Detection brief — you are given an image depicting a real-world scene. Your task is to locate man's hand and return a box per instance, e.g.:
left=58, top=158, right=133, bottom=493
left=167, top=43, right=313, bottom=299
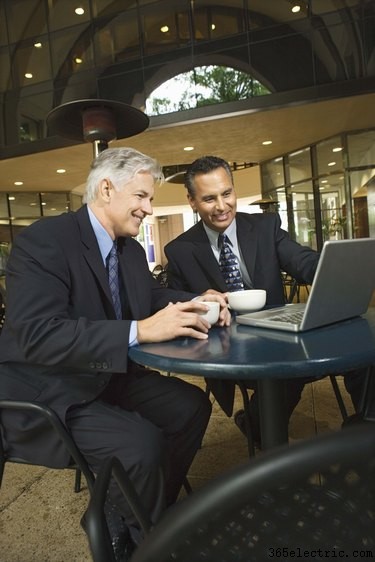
left=196, top=292, right=231, bottom=327
left=137, top=301, right=213, bottom=343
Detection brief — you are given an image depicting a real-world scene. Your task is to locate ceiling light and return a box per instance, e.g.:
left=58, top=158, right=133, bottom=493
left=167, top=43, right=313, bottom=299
left=34, top=42, right=42, bottom=48
left=328, top=161, right=336, bottom=166
left=183, top=146, right=194, bottom=151
left=25, top=73, right=33, bottom=79
left=160, top=26, right=169, bottom=33
left=291, top=4, right=301, bottom=13
left=75, top=7, right=85, bottom=15
left=14, top=181, right=23, bottom=185
left=41, top=202, right=46, bottom=206
left=74, top=57, right=83, bottom=64
left=211, top=24, right=216, bottom=30
left=56, top=168, right=66, bottom=173
left=321, top=179, right=328, bottom=184
left=262, top=140, right=272, bottom=145
left=30, top=202, right=37, bottom=206
left=8, top=196, right=15, bottom=201
left=332, top=147, right=343, bottom=152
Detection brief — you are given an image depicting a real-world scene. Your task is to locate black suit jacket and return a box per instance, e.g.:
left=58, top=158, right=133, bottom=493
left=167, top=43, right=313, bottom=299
left=165, top=212, right=320, bottom=414
left=0, top=205, right=194, bottom=466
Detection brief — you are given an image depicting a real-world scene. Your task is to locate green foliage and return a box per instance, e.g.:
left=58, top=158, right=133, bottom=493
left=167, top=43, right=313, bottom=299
left=148, top=65, right=270, bottom=115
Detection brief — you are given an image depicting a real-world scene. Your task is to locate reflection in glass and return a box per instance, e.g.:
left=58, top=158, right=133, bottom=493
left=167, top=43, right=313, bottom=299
left=290, top=180, right=316, bottom=248
left=0, top=47, right=11, bottom=92
left=320, top=175, right=346, bottom=241
left=8, top=193, right=41, bottom=218
left=13, top=39, right=52, bottom=87
left=6, top=0, right=47, bottom=44
left=347, top=130, right=375, bottom=168
left=289, top=148, right=311, bottom=183
left=0, top=194, right=8, bottom=218
left=48, top=0, right=90, bottom=32
left=261, top=158, right=284, bottom=192
left=51, top=26, right=94, bottom=78
left=316, top=136, right=344, bottom=175
left=40, top=193, right=70, bottom=216
left=94, top=10, right=140, bottom=66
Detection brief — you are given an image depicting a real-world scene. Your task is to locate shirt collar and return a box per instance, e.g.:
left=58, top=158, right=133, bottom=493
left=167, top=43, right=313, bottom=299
left=203, top=218, right=237, bottom=250
left=87, top=206, right=113, bottom=266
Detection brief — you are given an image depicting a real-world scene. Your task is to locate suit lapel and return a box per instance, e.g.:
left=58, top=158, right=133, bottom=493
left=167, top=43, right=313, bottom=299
left=76, top=206, right=114, bottom=311
left=190, top=223, right=228, bottom=292
left=236, top=214, right=258, bottom=284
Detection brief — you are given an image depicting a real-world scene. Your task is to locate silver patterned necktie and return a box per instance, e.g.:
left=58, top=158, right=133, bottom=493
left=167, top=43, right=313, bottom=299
left=107, top=241, right=122, bottom=320
left=218, top=233, right=244, bottom=292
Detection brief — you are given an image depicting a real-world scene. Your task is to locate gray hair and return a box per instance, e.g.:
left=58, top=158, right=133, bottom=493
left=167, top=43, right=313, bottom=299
left=185, top=155, right=233, bottom=197
left=84, top=147, right=164, bottom=203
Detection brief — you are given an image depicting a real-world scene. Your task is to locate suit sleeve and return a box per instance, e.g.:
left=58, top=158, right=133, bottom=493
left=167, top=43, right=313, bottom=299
left=5, top=224, right=132, bottom=373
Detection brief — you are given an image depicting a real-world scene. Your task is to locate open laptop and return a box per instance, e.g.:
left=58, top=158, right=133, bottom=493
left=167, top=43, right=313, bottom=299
left=236, top=238, right=375, bottom=332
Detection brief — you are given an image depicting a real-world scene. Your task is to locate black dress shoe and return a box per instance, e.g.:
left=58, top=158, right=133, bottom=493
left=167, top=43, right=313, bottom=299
left=234, top=409, right=261, bottom=449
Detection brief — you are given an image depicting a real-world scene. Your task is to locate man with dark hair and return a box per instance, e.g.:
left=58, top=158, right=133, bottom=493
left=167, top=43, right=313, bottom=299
left=165, top=155, right=321, bottom=446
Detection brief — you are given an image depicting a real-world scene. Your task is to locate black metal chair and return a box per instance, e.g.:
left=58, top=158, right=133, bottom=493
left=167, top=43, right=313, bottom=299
left=0, top=400, right=95, bottom=495
left=83, top=424, right=375, bottom=562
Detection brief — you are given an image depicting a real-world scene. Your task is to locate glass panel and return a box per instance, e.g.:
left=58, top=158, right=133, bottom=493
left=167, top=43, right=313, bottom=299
left=350, top=168, right=374, bottom=238
left=289, top=147, right=311, bottom=183
left=0, top=194, right=8, bottom=218
left=48, top=0, right=90, bottom=32
left=13, top=39, right=52, bottom=87
left=249, top=33, right=314, bottom=91
left=261, top=158, right=285, bottom=193
left=290, top=181, right=317, bottom=248
left=0, top=47, right=11, bottom=92
left=0, top=2, right=8, bottom=46
left=50, top=26, right=94, bottom=79
left=311, top=0, right=365, bottom=15
left=19, top=90, right=54, bottom=143
left=93, top=10, right=140, bottom=67
left=40, top=193, right=69, bottom=216
left=347, top=130, right=375, bottom=168
left=141, top=1, right=191, bottom=55
left=6, top=0, right=47, bottom=44
left=193, top=0, right=246, bottom=40
left=92, top=0, right=137, bottom=17
left=319, top=174, right=347, bottom=241
left=8, top=193, right=41, bottom=218
left=248, top=0, right=309, bottom=31
left=316, top=136, right=344, bottom=176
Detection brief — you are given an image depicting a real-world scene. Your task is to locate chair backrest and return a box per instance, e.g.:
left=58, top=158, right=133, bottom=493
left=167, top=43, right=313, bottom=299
left=0, top=400, right=95, bottom=493
left=129, top=424, right=375, bottom=562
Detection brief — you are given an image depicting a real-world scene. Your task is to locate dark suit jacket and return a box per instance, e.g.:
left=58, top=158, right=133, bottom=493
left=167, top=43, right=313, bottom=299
left=165, top=212, right=320, bottom=415
left=0, top=205, right=194, bottom=466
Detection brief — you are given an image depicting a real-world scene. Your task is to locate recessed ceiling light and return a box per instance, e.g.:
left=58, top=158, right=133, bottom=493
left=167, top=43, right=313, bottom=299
left=332, top=147, right=343, bottom=152
left=41, top=202, right=46, bottom=206
left=75, top=7, right=85, bottom=15
left=321, top=179, right=328, bottom=183
left=56, top=168, right=66, bottom=174
left=74, top=57, right=83, bottom=64
left=160, top=26, right=169, bottom=33
left=8, top=196, right=15, bottom=201
left=183, top=146, right=194, bottom=151
left=262, top=140, right=272, bottom=145
left=291, top=4, right=301, bottom=13
left=30, top=202, right=37, bottom=206
left=328, top=161, right=336, bottom=166
left=25, top=73, right=33, bottom=79
left=34, top=42, right=42, bottom=48
left=211, top=24, right=216, bottom=30
left=14, top=181, right=23, bottom=185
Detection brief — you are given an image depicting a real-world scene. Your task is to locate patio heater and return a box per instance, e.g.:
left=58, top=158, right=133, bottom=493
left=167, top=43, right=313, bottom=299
left=46, top=98, right=149, bottom=158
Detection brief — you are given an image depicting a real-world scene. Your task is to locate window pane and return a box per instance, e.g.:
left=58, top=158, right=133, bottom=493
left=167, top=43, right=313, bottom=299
left=40, top=193, right=69, bottom=216
left=347, top=130, right=375, bottom=168
left=50, top=26, right=94, bottom=79
left=289, top=147, right=311, bottom=183
left=0, top=194, right=8, bottom=218
left=316, top=136, right=344, bottom=176
left=141, top=2, right=191, bottom=56
left=0, top=2, right=8, bottom=46
left=0, top=47, right=11, bottom=92
left=13, top=39, right=52, bottom=87
left=94, top=10, right=140, bottom=67
left=6, top=0, right=47, bottom=44
left=290, top=181, right=317, bottom=248
left=319, top=174, right=347, bottom=241
left=48, top=0, right=90, bottom=32
left=8, top=193, right=41, bottom=218
left=19, top=89, right=54, bottom=143
left=261, top=158, right=285, bottom=192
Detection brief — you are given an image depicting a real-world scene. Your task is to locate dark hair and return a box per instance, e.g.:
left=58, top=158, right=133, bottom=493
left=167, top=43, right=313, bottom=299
left=184, top=156, right=233, bottom=197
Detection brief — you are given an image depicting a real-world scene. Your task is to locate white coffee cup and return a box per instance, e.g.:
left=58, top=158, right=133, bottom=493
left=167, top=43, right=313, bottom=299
left=227, top=289, right=266, bottom=313
left=198, top=301, right=220, bottom=325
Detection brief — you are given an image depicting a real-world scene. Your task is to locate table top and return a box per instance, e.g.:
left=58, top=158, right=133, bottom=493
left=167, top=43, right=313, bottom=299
left=129, top=308, right=375, bottom=380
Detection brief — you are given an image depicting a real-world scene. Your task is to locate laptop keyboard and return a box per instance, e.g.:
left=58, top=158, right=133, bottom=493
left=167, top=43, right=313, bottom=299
left=267, top=310, right=304, bottom=324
